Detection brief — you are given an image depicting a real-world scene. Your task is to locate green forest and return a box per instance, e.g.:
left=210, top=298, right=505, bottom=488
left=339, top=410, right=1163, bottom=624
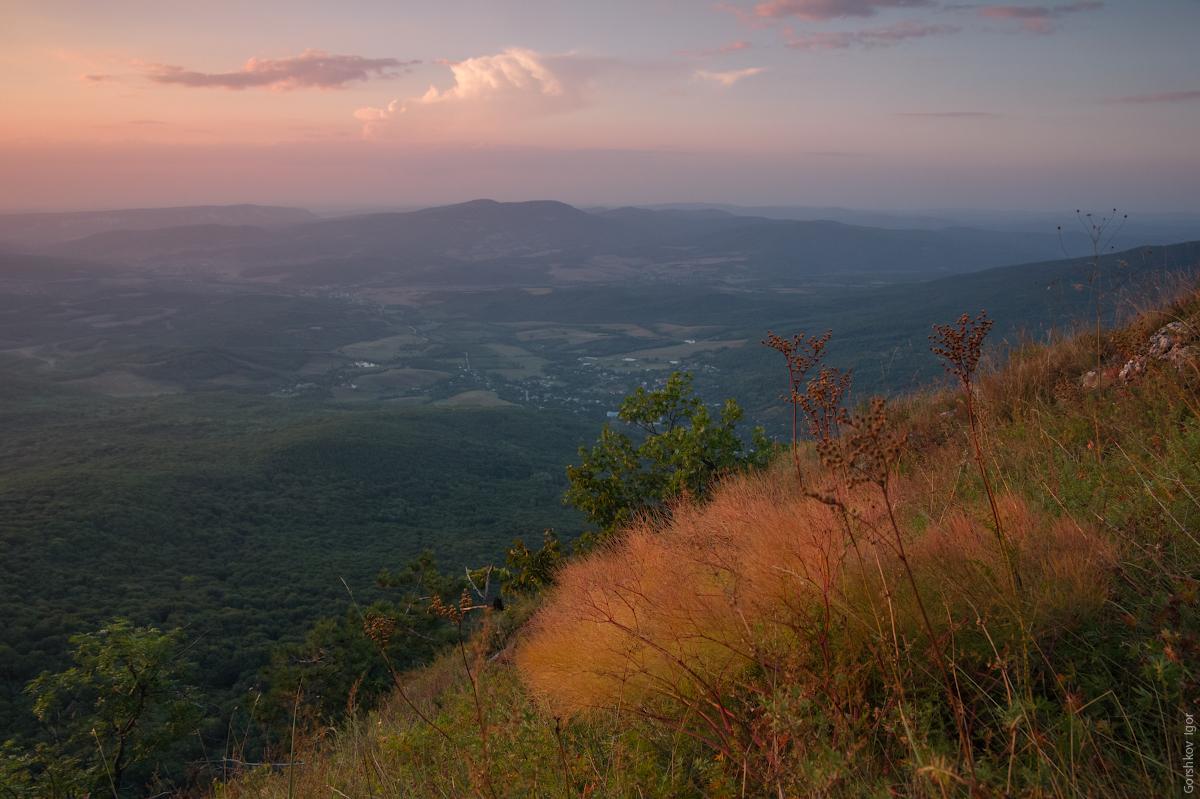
left=0, top=376, right=591, bottom=761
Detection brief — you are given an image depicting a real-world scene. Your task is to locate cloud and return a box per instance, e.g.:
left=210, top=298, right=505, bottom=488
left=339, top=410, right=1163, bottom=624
left=785, top=21, right=959, bottom=49
left=353, top=100, right=404, bottom=123
left=1106, top=90, right=1200, bottom=105
left=354, top=48, right=602, bottom=136
left=677, top=40, right=753, bottom=58
left=415, top=48, right=567, bottom=104
left=975, top=2, right=1102, bottom=33
left=695, top=67, right=768, bottom=86
left=143, top=49, right=416, bottom=90
left=896, top=110, right=1001, bottom=117
left=752, top=0, right=934, bottom=20
left=717, top=39, right=754, bottom=53
left=81, top=73, right=116, bottom=83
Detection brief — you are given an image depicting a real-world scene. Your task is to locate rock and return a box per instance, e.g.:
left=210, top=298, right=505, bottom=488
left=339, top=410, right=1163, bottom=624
left=1166, top=343, right=1200, bottom=370
left=1118, top=358, right=1143, bottom=383
left=1118, top=320, right=1198, bottom=384
left=1148, top=321, right=1187, bottom=358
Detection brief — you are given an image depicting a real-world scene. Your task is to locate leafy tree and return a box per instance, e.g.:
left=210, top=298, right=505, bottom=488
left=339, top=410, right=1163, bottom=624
left=21, top=619, right=200, bottom=797
left=376, top=549, right=466, bottom=600
left=0, top=739, right=66, bottom=798
left=503, top=530, right=565, bottom=595
left=565, top=372, right=772, bottom=534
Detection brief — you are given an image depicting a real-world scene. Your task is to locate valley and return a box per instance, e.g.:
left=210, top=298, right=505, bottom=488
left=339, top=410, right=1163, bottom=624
left=4, top=203, right=1198, bottom=426
left=2, top=200, right=1198, bottom=790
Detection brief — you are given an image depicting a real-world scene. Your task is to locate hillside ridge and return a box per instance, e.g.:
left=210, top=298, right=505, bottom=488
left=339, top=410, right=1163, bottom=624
left=209, top=283, right=1200, bottom=799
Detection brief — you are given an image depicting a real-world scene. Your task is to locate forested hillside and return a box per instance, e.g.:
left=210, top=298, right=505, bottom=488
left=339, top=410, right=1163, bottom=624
left=0, top=380, right=589, bottom=752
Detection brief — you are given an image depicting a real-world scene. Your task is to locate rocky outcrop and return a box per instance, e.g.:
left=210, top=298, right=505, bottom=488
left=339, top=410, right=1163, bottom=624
left=1118, top=320, right=1199, bottom=382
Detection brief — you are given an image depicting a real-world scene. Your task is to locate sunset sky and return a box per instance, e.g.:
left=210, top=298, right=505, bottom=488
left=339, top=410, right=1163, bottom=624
left=2, top=0, right=1198, bottom=211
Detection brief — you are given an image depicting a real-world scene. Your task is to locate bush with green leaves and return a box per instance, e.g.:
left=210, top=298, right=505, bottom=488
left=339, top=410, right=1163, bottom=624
left=503, top=529, right=565, bottom=595
left=564, top=371, right=772, bottom=534
left=10, top=619, right=200, bottom=798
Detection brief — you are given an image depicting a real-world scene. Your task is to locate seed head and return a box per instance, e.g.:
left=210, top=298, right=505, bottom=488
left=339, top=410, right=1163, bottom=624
left=764, top=329, right=832, bottom=391
left=930, top=311, right=993, bottom=388
left=363, top=612, right=397, bottom=646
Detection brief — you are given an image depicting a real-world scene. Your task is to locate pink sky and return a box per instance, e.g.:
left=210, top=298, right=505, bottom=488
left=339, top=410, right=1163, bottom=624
left=2, top=0, right=1198, bottom=210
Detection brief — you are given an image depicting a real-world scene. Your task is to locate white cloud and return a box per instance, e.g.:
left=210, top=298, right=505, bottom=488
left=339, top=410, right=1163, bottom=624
left=354, top=48, right=591, bottom=136
left=419, top=48, right=565, bottom=103
left=353, top=99, right=403, bottom=122
left=695, top=67, right=767, bottom=87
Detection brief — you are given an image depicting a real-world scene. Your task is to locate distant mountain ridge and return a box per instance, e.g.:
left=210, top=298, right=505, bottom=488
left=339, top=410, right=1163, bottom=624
left=30, top=199, right=1104, bottom=286
left=0, top=204, right=317, bottom=249
left=640, top=202, right=955, bottom=230
left=644, top=202, right=1200, bottom=246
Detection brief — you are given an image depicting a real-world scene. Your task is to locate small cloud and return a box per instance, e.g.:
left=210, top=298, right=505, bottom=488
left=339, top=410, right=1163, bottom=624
left=975, top=2, right=1102, bottom=34
left=353, top=100, right=403, bottom=123
left=752, top=0, right=934, bottom=20
left=785, top=22, right=959, bottom=49
left=695, top=66, right=768, bottom=86
left=81, top=73, right=116, bottom=83
left=719, top=39, right=754, bottom=53
left=143, top=49, right=416, bottom=90
left=677, top=40, right=753, bottom=58
left=1106, top=90, right=1200, bottom=105
left=896, top=110, right=1001, bottom=117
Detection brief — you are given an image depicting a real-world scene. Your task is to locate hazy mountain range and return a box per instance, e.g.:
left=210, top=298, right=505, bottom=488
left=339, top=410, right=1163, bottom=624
left=0, top=199, right=1142, bottom=287
left=641, top=202, right=1200, bottom=242
left=0, top=204, right=316, bottom=249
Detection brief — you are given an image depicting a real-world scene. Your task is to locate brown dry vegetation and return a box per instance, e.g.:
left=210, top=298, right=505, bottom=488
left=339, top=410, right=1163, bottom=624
left=520, top=478, right=1113, bottom=710
left=216, top=285, right=1200, bottom=799
left=517, top=467, right=1117, bottom=794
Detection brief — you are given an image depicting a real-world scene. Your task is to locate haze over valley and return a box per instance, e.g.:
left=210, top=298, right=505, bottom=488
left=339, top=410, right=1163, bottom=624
left=6, top=199, right=1198, bottom=415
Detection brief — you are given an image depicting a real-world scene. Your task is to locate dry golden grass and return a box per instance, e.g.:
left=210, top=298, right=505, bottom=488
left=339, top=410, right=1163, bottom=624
left=909, top=496, right=1114, bottom=632
left=518, top=467, right=1113, bottom=721
left=518, top=469, right=833, bottom=716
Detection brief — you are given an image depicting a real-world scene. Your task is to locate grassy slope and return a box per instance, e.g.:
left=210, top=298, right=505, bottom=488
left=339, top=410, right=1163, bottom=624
left=217, top=286, right=1199, bottom=798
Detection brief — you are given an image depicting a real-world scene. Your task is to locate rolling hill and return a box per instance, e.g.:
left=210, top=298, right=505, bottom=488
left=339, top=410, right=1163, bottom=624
left=34, top=199, right=1096, bottom=285
left=0, top=204, right=316, bottom=249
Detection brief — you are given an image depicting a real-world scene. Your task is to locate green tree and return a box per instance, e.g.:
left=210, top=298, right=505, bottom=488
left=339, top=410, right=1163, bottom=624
left=565, top=371, right=772, bottom=534
left=0, top=739, right=65, bottom=798
left=503, top=529, right=565, bottom=594
left=22, top=619, right=200, bottom=797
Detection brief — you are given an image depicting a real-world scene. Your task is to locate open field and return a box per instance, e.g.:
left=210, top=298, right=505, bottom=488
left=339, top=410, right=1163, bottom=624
left=354, top=367, right=450, bottom=393
left=65, top=369, right=180, bottom=396
left=339, top=332, right=428, bottom=361
left=434, top=389, right=516, bottom=407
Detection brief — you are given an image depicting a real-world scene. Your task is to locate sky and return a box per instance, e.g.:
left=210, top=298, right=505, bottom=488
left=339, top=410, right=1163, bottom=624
left=2, top=0, right=1199, bottom=211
